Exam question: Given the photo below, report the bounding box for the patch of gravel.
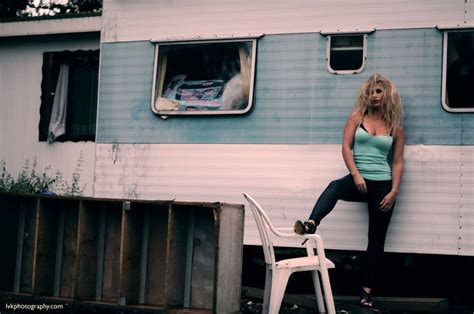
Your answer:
[240,297,316,314]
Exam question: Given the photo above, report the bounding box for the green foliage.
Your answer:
[0,155,85,196]
[1,0,102,19]
[58,151,85,196]
[0,160,14,192]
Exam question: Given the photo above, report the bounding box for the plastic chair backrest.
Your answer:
[243,193,277,266]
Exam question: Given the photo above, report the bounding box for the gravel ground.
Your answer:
[240,297,317,313]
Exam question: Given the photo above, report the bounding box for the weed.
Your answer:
[0,155,85,196]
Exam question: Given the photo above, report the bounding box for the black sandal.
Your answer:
[293,220,316,235]
[360,288,379,311]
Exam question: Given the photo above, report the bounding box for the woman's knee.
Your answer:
[327,179,342,191]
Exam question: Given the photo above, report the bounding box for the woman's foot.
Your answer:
[293,220,316,235]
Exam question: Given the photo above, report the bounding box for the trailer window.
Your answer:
[327,34,367,74]
[38,50,99,142]
[442,31,474,112]
[152,40,256,116]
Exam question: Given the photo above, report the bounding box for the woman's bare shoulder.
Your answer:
[348,111,361,122]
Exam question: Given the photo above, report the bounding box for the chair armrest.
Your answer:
[274,227,295,233]
[270,231,327,257]
[271,230,323,244]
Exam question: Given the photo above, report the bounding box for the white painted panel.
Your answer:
[102,0,465,42]
[0,16,101,38]
[467,0,474,25]
[0,35,99,196]
[94,144,465,255]
[460,146,474,256]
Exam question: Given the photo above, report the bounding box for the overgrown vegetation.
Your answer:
[0,154,85,196]
[0,0,102,19]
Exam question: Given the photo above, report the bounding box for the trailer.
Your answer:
[1,0,473,258]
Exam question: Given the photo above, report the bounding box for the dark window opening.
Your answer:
[446,31,474,109]
[39,50,99,142]
[328,35,365,73]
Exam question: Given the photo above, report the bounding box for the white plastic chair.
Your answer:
[243,193,336,314]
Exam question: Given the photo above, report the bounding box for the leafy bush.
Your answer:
[0,156,85,196]
[0,160,14,192]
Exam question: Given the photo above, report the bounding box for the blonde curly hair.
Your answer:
[354,74,404,135]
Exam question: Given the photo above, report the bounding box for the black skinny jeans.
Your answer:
[309,174,394,288]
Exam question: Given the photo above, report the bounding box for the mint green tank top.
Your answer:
[353,125,393,181]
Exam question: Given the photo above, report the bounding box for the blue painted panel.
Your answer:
[98,35,320,144]
[462,114,474,145]
[97,29,471,145]
[367,29,461,145]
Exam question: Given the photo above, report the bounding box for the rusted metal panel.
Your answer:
[32,199,61,296]
[146,204,169,306]
[119,202,144,305]
[189,207,215,309]
[0,196,22,291]
[20,198,38,294]
[59,204,80,298]
[214,203,245,314]
[75,201,99,300]
[0,193,244,311]
[165,204,188,307]
[101,203,123,302]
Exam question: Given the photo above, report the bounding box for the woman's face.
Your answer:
[369,83,384,109]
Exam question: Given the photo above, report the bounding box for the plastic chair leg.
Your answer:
[262,265,272,314]
[311,270,325,313]
[320,269,336,314]
[268,269,291,314]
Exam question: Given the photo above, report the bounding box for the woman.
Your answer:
[294,74,404,309]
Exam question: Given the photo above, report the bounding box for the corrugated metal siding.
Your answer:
[467,0,474,25]
[0,16,101,38]
[460,146,474,256]
[94,143,466,255]
[463,114,474,145]
[0,34,100,196]
[101,0,465,43]
[97,29,469,146]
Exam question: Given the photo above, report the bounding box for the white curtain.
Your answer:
[47,64,69,143]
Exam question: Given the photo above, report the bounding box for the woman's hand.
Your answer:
[380,191,397,211]
[353,174,367,194]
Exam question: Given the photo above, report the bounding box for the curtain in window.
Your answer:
[47,64,69,143]
[238,42,252,101]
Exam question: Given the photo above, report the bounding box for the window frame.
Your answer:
[150,38,258,117]
[441,29,474,113]
[38,49,99,142]
[325,33,368,75]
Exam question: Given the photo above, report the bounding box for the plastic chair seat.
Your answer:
[275,256,335,270]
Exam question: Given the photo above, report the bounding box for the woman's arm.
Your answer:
[342,112,367,193]
[380,127,405,210]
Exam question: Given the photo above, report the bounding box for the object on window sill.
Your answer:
[155,97,180,111]
[158,77,226,112]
